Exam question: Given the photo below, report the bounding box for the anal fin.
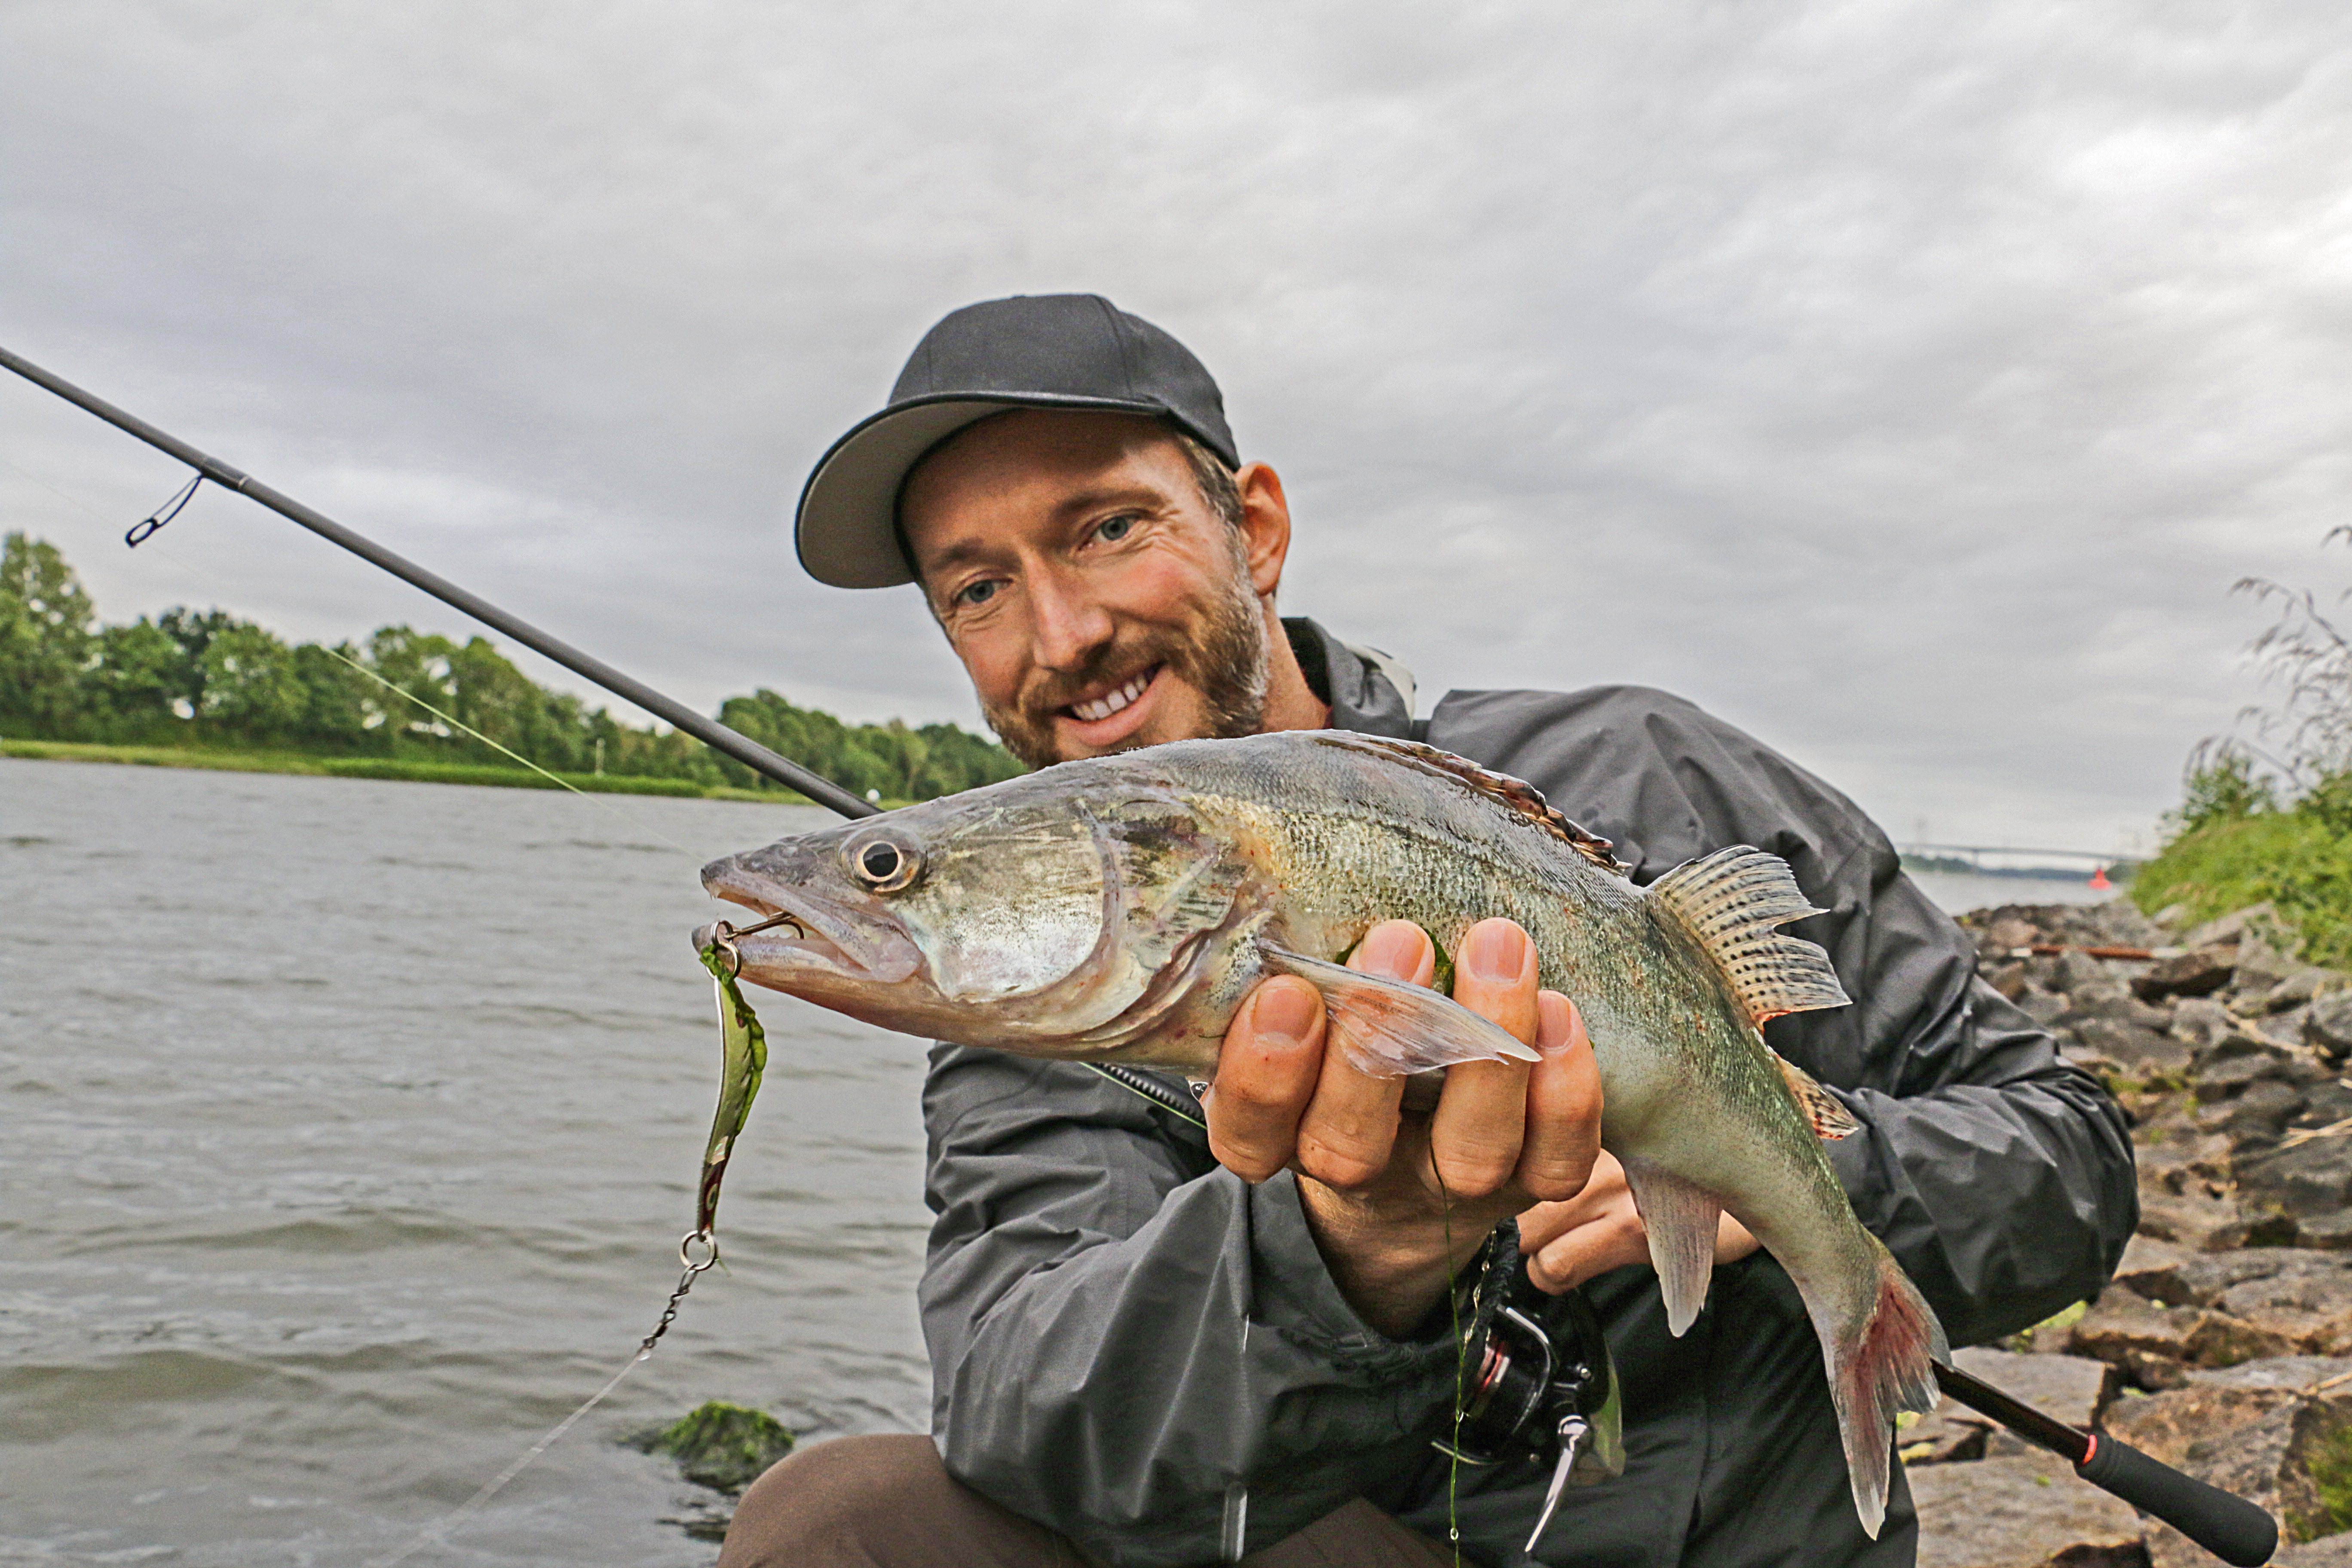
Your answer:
[1258,942,1540,1077]
[1620,1158,1722,1336]
[1773,1051,1863,1140]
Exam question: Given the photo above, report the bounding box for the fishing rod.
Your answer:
[4,342,2280,1565]
[0,343,879,822]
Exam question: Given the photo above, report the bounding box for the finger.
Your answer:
[1206,977,1327,1183]
[1529,1209,1653,1294]
[1294,922,1428,1189]
[1429,919,1537,1198]
[1515,1149,1625,1250]
[1517,992,1604,1201]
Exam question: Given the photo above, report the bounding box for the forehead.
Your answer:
[900,409,1195,566]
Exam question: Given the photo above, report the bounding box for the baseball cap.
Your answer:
[795,294,1238,589]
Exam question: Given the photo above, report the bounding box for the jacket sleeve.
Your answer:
[1429,685,2140,1346]
[917,1044,1452,1566]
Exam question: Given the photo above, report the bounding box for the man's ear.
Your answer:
[1235,463,1292,599]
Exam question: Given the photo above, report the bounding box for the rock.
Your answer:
[2304,1215,2352,1252]
[1899,1403,1990,1465]
[2149,1250,2343,1309]
[2279,1532,2352,1565]
[2310,994,2352,1061]
[1986,960,2030,1001]
[2113,1234,2196,1302]
[2242,1138,2352,1220]
[2059,949,2125,995]
[2269,971,2352,1014]
[2188,1355,2352,1397]
[2152,901,2191,930]
[2173,996,2235,1052]
[2182,903,2278,952]
[2218,1267,2352,1354]
[2075,1017,2192,1078]
[2138,947,2239,1002]
[2236,932,2300,998]
[1988,916,2044,952]
[2018,986,2069,1026]
[626,1401,796,1496]
[2137,1185,2259,1253]
[2139,1401,2346,1565]
[2069,1291,2205,1386]
[2196,1047,2295,1098]
[1956,1346,2114,1427]
[1908,1449,2150,1568]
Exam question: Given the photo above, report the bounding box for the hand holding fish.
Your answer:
[1519,1152,1761,1294]
[1204,917,1603,1338]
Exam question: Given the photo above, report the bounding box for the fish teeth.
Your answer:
[1074,671,1151,723]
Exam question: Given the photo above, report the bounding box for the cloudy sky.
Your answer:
[4,1,2347,855]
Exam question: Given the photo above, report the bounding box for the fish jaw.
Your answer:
[700,854,923,991]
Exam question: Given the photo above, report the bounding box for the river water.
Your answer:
[0,759,2117,1565]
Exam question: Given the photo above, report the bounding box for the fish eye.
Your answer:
[846,833,922,893]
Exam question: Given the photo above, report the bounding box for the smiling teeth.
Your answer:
[1073,671,1152,723]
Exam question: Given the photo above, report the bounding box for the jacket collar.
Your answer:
[1281,617,1416,739]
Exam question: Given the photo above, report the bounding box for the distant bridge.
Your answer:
[1897,842,2136,876]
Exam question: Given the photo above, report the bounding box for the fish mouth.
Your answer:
[696,866,921,986]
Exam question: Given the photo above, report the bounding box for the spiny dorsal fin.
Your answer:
[1318,733,1629,875]
[1648,845,1850,1027]
[1773,1050,1862,1140]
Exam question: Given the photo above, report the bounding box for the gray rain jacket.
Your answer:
[917,620,2137,1568]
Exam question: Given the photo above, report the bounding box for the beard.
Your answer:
[982,550,1271,770]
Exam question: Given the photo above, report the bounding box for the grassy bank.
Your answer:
[2133,810,2352,968]
[0,738,831,806]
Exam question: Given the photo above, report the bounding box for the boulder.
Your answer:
[2266,971,2352,1014]
[2235,932,2300,998]
[2217,1267,2352,1354]
[2279,1532,2352,1565]
[2135,1185,2259,1253]
[2138,947,2238,1002]
[2181,903,2277,951]
[1908,1450,2149,1568]
[1987,916,2044,952]
[2310,994,2352,1061]
[2113,1234,2196,1303]
[2074,1017,2192,1078]
[2144,1250,2343,1310]
[2241,1139,2352,1221]
[2173,997,2234,1052]
[2068,1289,2295,1383]
[626,1400,796,1496]
[2018,987,2069,1026]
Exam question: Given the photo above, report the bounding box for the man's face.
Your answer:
[901,410,1273,769]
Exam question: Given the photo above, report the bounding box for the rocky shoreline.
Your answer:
[1912,898,2352,1566]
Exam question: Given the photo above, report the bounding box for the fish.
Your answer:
[694,729,1947,1535]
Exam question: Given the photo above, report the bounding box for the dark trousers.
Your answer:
[717,1434,1457,1568]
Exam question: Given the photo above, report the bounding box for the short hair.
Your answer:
[1169,423,1246,532]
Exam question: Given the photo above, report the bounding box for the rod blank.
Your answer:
[0,343,876,821]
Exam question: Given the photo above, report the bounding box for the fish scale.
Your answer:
[696,728,1947,1537]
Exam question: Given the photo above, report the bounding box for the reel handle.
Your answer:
[2075,1435,2276,1567]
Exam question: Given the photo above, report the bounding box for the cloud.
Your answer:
[4,0,2348,850]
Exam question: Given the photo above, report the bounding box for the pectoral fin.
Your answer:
[1258,942,1541,1077]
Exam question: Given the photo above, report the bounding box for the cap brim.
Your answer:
[795,393,1172,589]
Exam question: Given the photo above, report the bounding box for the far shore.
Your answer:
[0,738,857,807]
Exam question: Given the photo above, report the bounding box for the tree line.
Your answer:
[0,531,1024,802]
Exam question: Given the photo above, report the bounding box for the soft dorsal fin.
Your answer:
[1648,845,1850,1027]
[1773,1050,1863,1140]
[1317,733,1629,875]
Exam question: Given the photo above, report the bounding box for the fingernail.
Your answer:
[1356,922,1424,976]
[1254,982,1316,1046]
[1536,992,1582,1056]
[1462,920,1528,985]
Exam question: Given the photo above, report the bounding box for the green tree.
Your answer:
[0,532,96,735]
[88,616,192,738]
[198,622,306,741]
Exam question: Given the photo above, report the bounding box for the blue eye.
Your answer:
[957,580,998,607]
[1096,515,1134,543]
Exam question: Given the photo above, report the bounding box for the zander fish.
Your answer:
[695,730,1946,1535]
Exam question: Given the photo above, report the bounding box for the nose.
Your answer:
[1026,564,1115,673]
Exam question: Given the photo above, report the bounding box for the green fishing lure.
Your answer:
[694,945,769,1258]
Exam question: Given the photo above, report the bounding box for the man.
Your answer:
[719,294,2136,1567]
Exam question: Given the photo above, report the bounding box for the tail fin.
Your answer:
[1806,1235,1948,1539]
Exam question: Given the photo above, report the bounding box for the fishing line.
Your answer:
[361,1248,717,1568]
[315,643,704,861]
[1436,1152,1463,1568]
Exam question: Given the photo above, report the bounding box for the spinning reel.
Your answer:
[1436,1219,1626,1553]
